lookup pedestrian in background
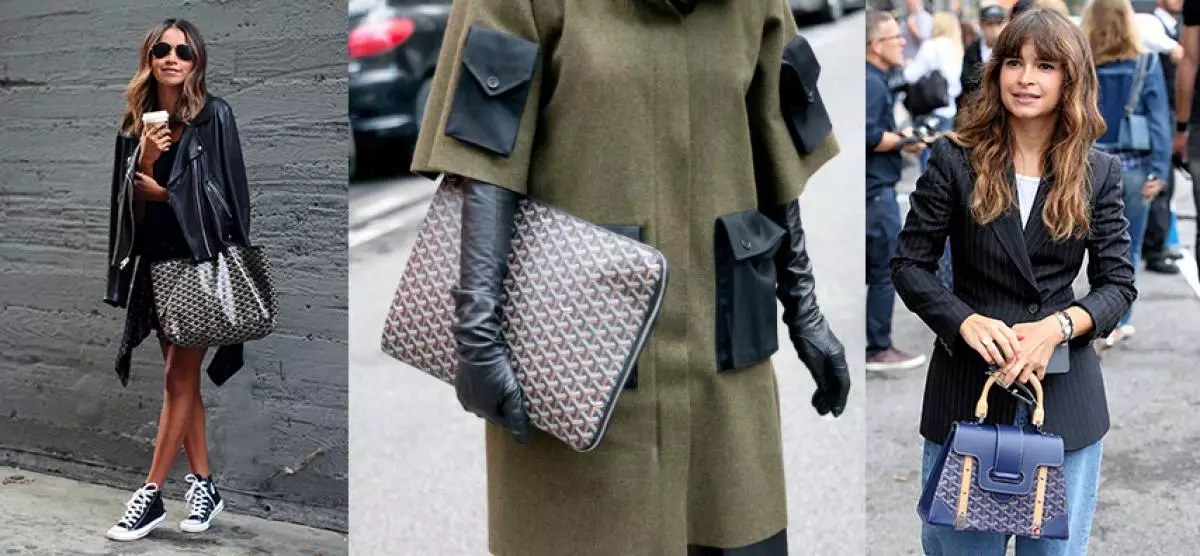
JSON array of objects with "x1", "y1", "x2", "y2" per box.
[
  {"x1": 407, "y1": 1, "x2": 851, "y2": 553},
  {"x1": 1083, "y1": 0, "x2": 1173, "y2": 346},
  {"x1": 104, "y1": 18, "x2": 252, "y2": 541},
  {"x1": 1171, "y1": 0, "x2": 1200, "y2": 277},
  {"x1": 904, "y1": 11, "x2": 964, "y2": 170},
  {"x1": 867, "y1": 10, "x2": 930, "y2": 372},
  {"x1": 1137, "y1": 0, "x2": 1187, "y2": 274},
  {"x1": 959, "y1": 4, "x2": 1009, "y2": 113},
  {"x1": 902, "y1": 0, "x2": 935, "y2": 62},
  {"x1": 893, "y1": 9, "x2": 1136, "y2": 554}
]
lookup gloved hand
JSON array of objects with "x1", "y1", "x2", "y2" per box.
[
  {"x1": 762, "y1": 199, "x2": 851, "y2": 417},
  {"x1": 451, "y1": 178, "x2": 529, "y2": 443}
]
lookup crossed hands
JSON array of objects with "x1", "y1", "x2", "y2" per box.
[{"x1": 958, "y1": 314, "x2": 1065, "y2": 386}]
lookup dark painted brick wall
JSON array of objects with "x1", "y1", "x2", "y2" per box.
[{"x1": 0, "y1": 1, "x2": 348, "y2": 531}]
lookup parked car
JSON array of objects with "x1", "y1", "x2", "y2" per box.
[
  {"x1": 348, "y1": 0, "x2": 452, "y2": 179},
  {"x1": 791, "y1": 0, "x2": 866, "y2": 23}
]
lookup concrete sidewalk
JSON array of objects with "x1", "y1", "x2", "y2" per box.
[{"x1": 0, "y1": 467, "x2": 348, "y2": 556}]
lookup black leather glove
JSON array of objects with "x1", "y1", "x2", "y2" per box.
[
  {"x1": 451, "y1": 178, "x2": 529, "y2": 443},
  {"x1": 763, "y1": 199, "x2": 851, "y2": 417}
]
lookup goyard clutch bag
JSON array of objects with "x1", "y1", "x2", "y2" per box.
[
  {"x1": 918, "y1": 374, "x2": 1068, "y2": 540},
  {"x1": 151, "y1": 245, "x2": 279, "y2": 348},
  {"x1": 380, "y1": 174, "x2": 668, "y2": 452}
]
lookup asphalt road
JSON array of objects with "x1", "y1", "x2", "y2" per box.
[
  {"x1": 867, "y1": 161, "x2": 1200, "y2": 555},
  {"x1": 348, "y1": 13, "x2": 867, "y2": 555}
]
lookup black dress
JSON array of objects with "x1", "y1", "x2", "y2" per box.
[
  {"x1": 137, "y1": 146, "x2": 190, "y2": 262},
  {"x1": 116, "y1": 146, "x2": 191, "y2": 377}
]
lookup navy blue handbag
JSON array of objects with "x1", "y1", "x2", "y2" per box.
[{"x1": 918, "y1": 374, "x2": 1069, "y2": 540}]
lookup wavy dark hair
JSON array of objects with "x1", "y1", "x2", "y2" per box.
[
  {"x1": 119, "y1": 19, "x2": 208, "y2": 134},
  {"x1": 951, "y1": 9, "x2": 1106, "y2": 241}
]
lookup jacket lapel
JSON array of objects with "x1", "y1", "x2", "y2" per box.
[
  {"x1": 1023, "y1": 174, "x2": 1052, "y2": 256},
  {"x1": 989, "y1": 166, "x2": 1040, "y2": 294}
]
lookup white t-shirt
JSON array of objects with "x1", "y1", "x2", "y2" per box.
[
  {"x1": 1136, "y1": 11, "x2": 1178, "y2": 55},
  {"x1": 1016, "y1": 173, "x2": 1041, "y2": 228},
  {"x1": 903, "y1": 36, "x2": 964, "y2": 118}
]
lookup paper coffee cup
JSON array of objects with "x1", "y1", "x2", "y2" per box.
[{"x1": 142, "y1": 111, "x2": 169, "y2": 126}]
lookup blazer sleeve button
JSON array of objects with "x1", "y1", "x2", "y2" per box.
[{"x1": 1027, "y1": 303, "x2": 1039, "y2": 315}]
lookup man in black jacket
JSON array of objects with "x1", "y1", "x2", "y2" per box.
[{"x1": 957, "y1": 4, "x2": 1008, "y2": 114}]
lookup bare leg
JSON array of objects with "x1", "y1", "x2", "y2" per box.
[
  {"x1": 145, "y1": 344, "x2": 207, "y2": 487},
  {"x1": 182, "y1": 377, "x2": 210, "y2": 478}
]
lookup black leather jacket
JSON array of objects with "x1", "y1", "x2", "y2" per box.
[{"x1": 105, "y1": 95, "x2": 252, "y2": 308}]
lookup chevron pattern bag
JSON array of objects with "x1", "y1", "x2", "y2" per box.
[
  {"x1": 151, "y1": 245, "x2": 278, "y2": 348},
  {"x1": 380, "y1": 174, "x2": 668, "y2": 452},
  {"x1": 918, "y1": 374, "x2": 1069, "y2": 540}
]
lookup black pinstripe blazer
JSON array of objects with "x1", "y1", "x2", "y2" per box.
[{"x1": 892, "y1": 138, "x2": 1137, "y2": 451}]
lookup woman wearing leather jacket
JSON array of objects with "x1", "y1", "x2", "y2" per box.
[
  {"x1": 410, "y1": 1, "x2": 850, "y2": 553},
  {"x1": 103, "y1": 19, "x2": 252, "y2": 541}
]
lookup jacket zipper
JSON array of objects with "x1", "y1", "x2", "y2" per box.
[
  {"x1": 207, "y1": 179, "x2": 233, "y2": 218},
  {"x1": 194, "y1": 157, "x2": 213, "y2": 258},
  {"x1": 115, "y1": 144, "x2": 141, "y2": 270}
]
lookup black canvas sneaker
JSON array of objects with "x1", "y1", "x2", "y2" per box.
[
  {"x1": 105, "y1": 483, "x2": 166, "y2": 541},
  {"x1": 179, "y1": 473, "x2": 224, "y2": 533}
]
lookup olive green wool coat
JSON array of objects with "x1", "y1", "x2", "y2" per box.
[{"x1": 411, "y1": 0, "x2": 839, "y2": 553}]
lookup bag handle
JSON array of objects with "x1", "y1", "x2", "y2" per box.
[
  {"x1": 1124, "y1": 54, "x2": 1151, "y2": 119},
  {"x1": 974, "y1": 374, "x2": 1045, "y2": 428}
]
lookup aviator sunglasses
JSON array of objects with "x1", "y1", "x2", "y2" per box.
[{"x1": 151, "y1": 42, "x2": 195, "y2": 61}]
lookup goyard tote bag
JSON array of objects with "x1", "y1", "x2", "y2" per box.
[
  {"x1": 918, "y1": 374, "x2": 1069, "y2": 540},
  {"x1": 380, "y1": 174, "x2": 668, "y2": 452},
  {"x1": 151, "y1": 245, "x2": 279, "y2": 348}
]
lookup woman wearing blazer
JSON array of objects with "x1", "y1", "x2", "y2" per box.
[
  {"x1": 104, "y1": 19, "x2": 253, "y2": 541},
  {"x1": 409, "y1": 0, "x2": 850, "y2": 553},
  {"x1": 892, "y1": 10, "x2": 1136, "y2": 555}
]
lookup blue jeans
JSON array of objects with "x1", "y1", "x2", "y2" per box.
[
  {"x1": 1119, "y1": 164, "x2": 1152, "y2": 327},
  {"x1": 866, "y1": 187, "x2": 901, "y2": 354},
  {"x1": 919, "y1": 403, "x2": 1104, "y2": 555}
]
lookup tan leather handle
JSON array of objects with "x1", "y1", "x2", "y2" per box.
[{"x1": 974, "y1": 374, "x2": 1045, "y2": 427}]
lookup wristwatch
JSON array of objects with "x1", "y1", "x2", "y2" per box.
[
  {"x1": 1177, "y1": 120, "x2": 1189, "y2": 134},
  {"x1": 1053, "y1": 311, "x2": 1073, "y2": 344}
]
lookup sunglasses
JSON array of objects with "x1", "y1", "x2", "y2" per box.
[{"x1": 151, "y1": 42, "x2": 195, "y2": 61}]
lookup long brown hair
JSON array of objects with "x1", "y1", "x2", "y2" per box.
[
  {"x1": 119, "y1": 19, "x2": 208, "y2": 135},
  {"x1": 1080, "y1": 0, "x2": 1142, "y2": 65},
  {"x1": 951, "y1": 9, "x2": 1105, "y2": 241}
]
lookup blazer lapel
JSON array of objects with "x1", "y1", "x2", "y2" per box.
[
  {"x1": 1023, "y1": 174, "x2": 1052, "y2": 256},
  {"x1": 989, "y1": 166, "x2": 1040, "y2": 293}
]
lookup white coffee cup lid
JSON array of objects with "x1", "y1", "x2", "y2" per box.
[{"x1": 142, "y1": 111, "x2": 169, "y2": 124}]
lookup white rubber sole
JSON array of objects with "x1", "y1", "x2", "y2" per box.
[
  {"x1": 179, "y1": 499, "x2": 224, "y2": 533},
  {"x1": 105, "y1": 513, "x2": 165, "y2": 541}
]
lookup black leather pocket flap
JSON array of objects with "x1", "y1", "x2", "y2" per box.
[
  {"x1": 716, "y1": 210, "x2": 786, "y2": 261},
  {"x1": 445, "y1": 26, "x2": 540, "y2": 157},
  {"x1": 460, "y1": 26, "x2": 539, "y2": 97},
  {"x1": 780, "y1": 35, "x2": 832, "y2": 155}
]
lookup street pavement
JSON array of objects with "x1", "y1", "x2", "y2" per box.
[
  {"x1": 0, "y1": 467, "x2": 347, "y2": 555},
  {"x1": 867, "y1": 159, "x2": 1200, "y2": 555},
  {"x1": 349, "y1": 13, "x2": 867, "y2": 555}
]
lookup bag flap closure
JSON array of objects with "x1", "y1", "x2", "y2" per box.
[
  {"x1": 951, "y1": 422, "x2": 1064, "y2": 496},
  {"x1": 461, "y1": 25, "x2": 540, "y2": 97},
  {"x1": 715, "y1": 210, "x2": 786, "y2": 261},
  {"x1": 781, "y1": 34, "x2": 821, "y2": 102}
]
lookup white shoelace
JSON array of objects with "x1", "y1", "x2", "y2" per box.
[
  {"x1": 119, "y1": 485, "x2": 156, "y2": 528},
  {"x1": 184, "y1": 474, "x2": 214, "y2": 519}
]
